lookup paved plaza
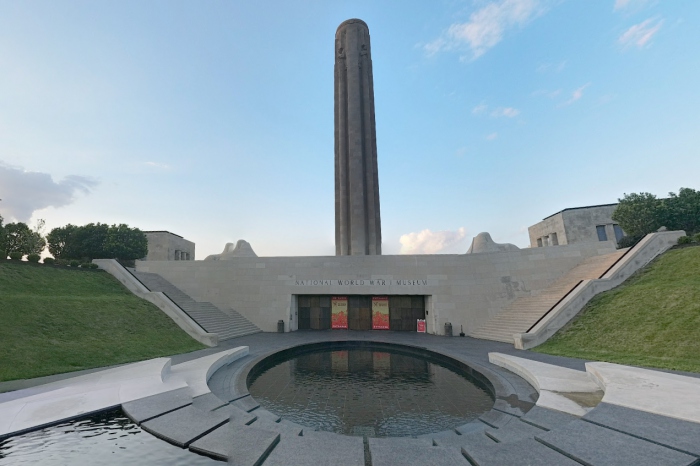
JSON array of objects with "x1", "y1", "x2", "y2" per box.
[{"x1": 2, "y1": 331, "x2": 700, "y2": 465}]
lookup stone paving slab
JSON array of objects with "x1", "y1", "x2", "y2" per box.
[
  {"x1": 417, "y1": 429, "x2": 461, "y2": 441},
  {"x1": 188, "y1": 424, "x2": 280, "y2": 464},
  {"x1": 191, "y1": 392, "x2": 227, "y2": 411},
  {"x1": 217, "y1": 404, "x2": 257, "y2": 425},
  {"x1": 455, "y1": 421, "x2": 487, "y2": 436},
  {"x1": 535, "y1": 419, "x2": 698, "y2": 466},
  {"x1": 583, "y1": 402, "x2": 700, "y2": 457},
  {"x1": 369, "y1": 438, "x2": 468, "y2": 466},
  {"x1": 478, "y1": 409, "x2": 517, "y2": 428},
  {"x1": 141, "y1": 404, "x2": 230, "y2": 448},
  {"x1": 485, "y1": 419, "x2": 547, "y2": 443},
  {"x1": 462, "y1": 438, "x2": 581, "y2": 466},
  {"x1": 250, "y1": 417, "x2": 303, "y2": 437},
  {"x1": 434, "y1": 430, "x2": 496, "y2": 449},
  {"x1": 492, "y1": 398, "x2": 527, "y2": 417},
  {"x1": 121, "y1": 387, "x2": 192, "y2": 424},
  {"x1": 519, "y1": 405, "x2": 578, "y2": 431},
  {"x1": 231, "y1": 395, "x2": 260, "y2": 412},
  {"x1": 253, "y1": 409, "x2": 281, "y2": 423},
  {"x1": 262, "y1": 435, "x2": 365, "y2": 466}
]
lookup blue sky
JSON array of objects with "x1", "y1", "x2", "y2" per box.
[{"x1": 1, "y1": 0, "x2": 698, "y2": 258}]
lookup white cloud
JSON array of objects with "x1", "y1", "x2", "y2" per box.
[
  {"x1": 472, "y1": 104, "x2": 488, "y2": 115},
  {"x1": 486, "y1": 132, "x2": 499, "y2": 140},
  {"x1": 491, "y1": 107, "x2": 520, "y2": 118},
  {"x1": 619, "y1": 18, "x2": 663, "y2": 48},
  {"x1": 145, "y1": 161, "x2": 171, "y2": 170},
  {"x1": 425, "y1": 0, "x2": 547, "y2": 59},
  {"x1": 399, "y1": 227, "x2": 467, "y2": 254},
  {"x1": 614, "y1": 0, "x2": 632, "y2": 10},
  {"x1": 563, "y1": 83, "x2": 591, "y2": 105},
  {"x1": 536, "y1": 61, "x2": 566, "y2": 73},
  {"x1": 0, "y1": 163, "x2": 97, "y2": 222}
]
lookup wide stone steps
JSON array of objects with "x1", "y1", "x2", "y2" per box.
[
  {"x1": 130, "y1": 270, "x2": 261, "y2": 341},
  {"x1": 123, "y1": 390, "x2": 700, "y2": 465},
  {"x1": 469, "y1": 250, "x2": 627, "y2": 343}
]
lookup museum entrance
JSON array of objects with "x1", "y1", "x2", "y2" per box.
[{"x1": 297, "y1": 295, "x2": 425, "y2": 331}]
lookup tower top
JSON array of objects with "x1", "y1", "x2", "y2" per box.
[{"x1": 336, "y1": 19, "x2": 369, "y2": 34}]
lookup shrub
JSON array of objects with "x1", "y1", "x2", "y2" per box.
[
  {"x1": 617, "y1": 235, "x2": 643, "y2": 249},
  {"x1": 43, "y1": 257, "x2": 56, "y2": 265},
  {"x1": 55, "y1": 259, "x2": 67, "y2": 266},
  {"x1": 693, "y1": 233, "x2": 700, "y2": 243},
  {"x1": 9, "y1": 252, "x2": 22, "y2": 260},
  {"x1": 88, "y1": 263, "x2": 99, "y2": 269},
  {"x1": 678, "y1": 236, "x2": 693, "y2": 245},
  {"x1": 27, "y1": 253, "x2": 40, "y2": 263},
  {"x1": 69, "y1": 260, "x2": 80, "y2": 267}
]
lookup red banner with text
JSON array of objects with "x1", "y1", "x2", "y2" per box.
[
  {"x1": 331, "y1": 296, "x2": 348, "y2": 329},
  {"x1": 372, "y1": 296, "x2": 390, "y2": 330}
]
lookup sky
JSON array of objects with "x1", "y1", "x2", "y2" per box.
[{"x1": 1, "y1": 0, "x2": 699, "y2": 258}]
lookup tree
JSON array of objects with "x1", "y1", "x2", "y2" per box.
[
  {"x1": 47, "y1": 222, "x2": 147, "y2": 261},
  {"x1": 0, "y1": 215, "x2": 6, "y2": 258},
  {"x1": 47, "y1": 224, "x2": 79, "y2": 259},
  {"x1": 104, "y1": 224, "x2": 148, "y2": 261},
  {"x1": 69, "y1": 223, "x2": 110, "y2": 261},
  {"x1": 612, "y1": 192, "x2": 665, "y2": 238},
  {"x1": 664, "y1": 187, "x2": 700, "y2": 235},
  {"x1": 3, "y1": 222, "x2": 45, "y2": 258}
]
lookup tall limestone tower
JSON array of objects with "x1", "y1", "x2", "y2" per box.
[{"x1": 334, "y1": 19, "x2": 382, "y2": 256}]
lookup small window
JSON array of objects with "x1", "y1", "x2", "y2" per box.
[
  {"x1": 551, "y1": 232, "x2": 559, "y2": 246},
  {"x1": 613, "y1": 224, "x2": 624, "y2": 243},
  {"x1": 537, "y1": 238, "x2": 543, "y2": 247},
  {"x1": 596, "y1": 225, "x2": 608, "y2": 241}
]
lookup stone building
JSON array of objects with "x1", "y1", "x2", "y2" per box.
[
  {"x1": 528, "y1": 204, "x2": 625, "y2": 248},
  {"x1": 143, "y1": 231, "x2": 195, "y2": 261}
]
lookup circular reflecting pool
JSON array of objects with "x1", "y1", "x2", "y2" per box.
[{"x1": 248, "y1": 345, "x2": 493, "y2": 437}]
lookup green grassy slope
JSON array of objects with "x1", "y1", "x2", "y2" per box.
[
  {"x1": 0, "y1": 261, "x2": 204, "y2": 382},
  {"x1": 534, "y1": 246, "x2": 700, "y2": 373}
]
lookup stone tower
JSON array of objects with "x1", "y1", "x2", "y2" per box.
[{"x1": 334, "y1": 19, "x2": 382, "y2": 256}]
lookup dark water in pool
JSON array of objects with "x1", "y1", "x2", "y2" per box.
[
  {"x1": 248, "y1": 348, "x2": 493, "y2": 437},
  {"x1": 0, "y1": 409, "x2": 218, "y2": 465}
]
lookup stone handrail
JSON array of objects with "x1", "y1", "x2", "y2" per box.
[
  {"x1": 93, "y1": 259, "x2": 218, "y2": 347},
  {"x1": 514, "y1": 230, "x2": 685, "y2": 350}
]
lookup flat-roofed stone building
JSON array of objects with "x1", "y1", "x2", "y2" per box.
[
  {"x1": 528, "y1": 204, "x2": 625, "y2": 248},
  {"x1": 144, "y1": 231, "x2": 195, "y2": 261}
]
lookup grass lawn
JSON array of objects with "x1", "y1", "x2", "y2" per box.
[
  {"x1": 0, "y1": 261, "x2": 204, "y2": 382},
  {"x1": 533, "y1": 246, "x2": 700, "y2": 373}
]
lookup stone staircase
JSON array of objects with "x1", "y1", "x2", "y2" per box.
[
  {"x1": 130, "y1": 270, "x2": 261, "y2": 340},
  {"x1": 469, "y1": 249, "x2": 628, "y2": 343}
]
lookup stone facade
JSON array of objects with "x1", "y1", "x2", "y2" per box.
[
  {"x1": 334, "y1": 19, "x2": 382, "y2": 256},
  {"x1": 144, "y1": 231, "x2": 195, "y2": 261},
  {"x1": 528, "y1": 204, "x2": 625, "y2": 248},
  {"x1": 136, "y1": 240, "x2": 616, "y2": 335}
]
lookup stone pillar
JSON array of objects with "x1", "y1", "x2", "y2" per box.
[{"x1": 335, "y1": 19, "x2": 382, "y2": 256}]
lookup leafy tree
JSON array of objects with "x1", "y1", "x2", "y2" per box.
[
  {"x1": 47, "y1": 222, "x2": 147, "y2": 261},
  {"x1": 47, "y1": 224, "x2": 79, "y2": 259},
  {"x1": 612, "y1": 192, "x2": 665, "y2": 238},
  {"x1": 3, "y1": 222, "x2": 45, "y2": 258},
  {"x1": 104, "y1": 224, "x2": 148, "y2": 261},
  {"x1": 664, "y1": 187, "x2": 700, "y2": 235},
  {"x1": 70, "y1": 223, "x2": 110, "y2": 261},
  {"x1": 0, "y1": 215, "x2": 6, "y2": 259}
]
